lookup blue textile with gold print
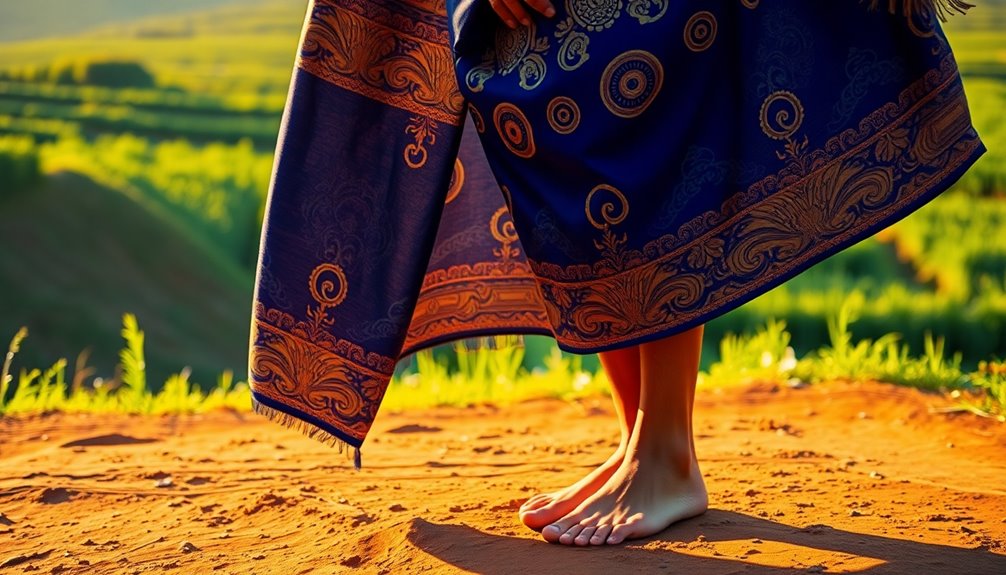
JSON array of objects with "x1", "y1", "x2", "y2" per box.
[{"x1": 248, "y1": 0, "x2": 985, "y2": 462}]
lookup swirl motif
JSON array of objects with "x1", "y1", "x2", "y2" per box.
[
  {"x1": 740, "y1": 0, "x2": 759, "y2": 8},
  {"x1": 465, "y1": 63, "x2": 495, "y2": 93},
  {"x1": 490, "y1": 206, "x2": 520, "y2": 244},
  {"x1": 547, "y1": 96, "x2": 581, "y2": 134},
  {"x1": 683, "y1": 11, "x2": 717, "y2": 52},
  {"x1": 600, "y1": 50, "x2": 663, "y2": 118},
  {"x1": 626, "y1": 0, "x2": 668, "y2": 24},
  {"x1": 493, "y1": 103, "x2": 536, "y2": 158},
  {"x1": 585, "y1": 184, "x2": 629, "y2": 230},
  {"x1": 558, "y1": 30, "x2": 591, "y2": 71},
  {"x1": 446, "y1": 158, "x2": 464, "y2": 204},
  {"x1": 496, "y1": 23, "x2": 533, "y2": 75},
  {"x1": 519, "y1": 54, "x2": 547, "y2": 90},
  {"x1": 309, "y1": 263, "x2": 348, "y2": 310},
  {"x1": 490, "y1": 205, "x2": 521, "y2": 262},
  {"x1": 567, "y1": 0, "x2": 623, "y2": 31},
  {"x1": 759, "y1": 90, "x2": 805, "y2": 140}
]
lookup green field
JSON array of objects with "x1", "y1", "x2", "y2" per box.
[{"x1": 0, "y1": 0, "x2": 1003, "y2": 402}]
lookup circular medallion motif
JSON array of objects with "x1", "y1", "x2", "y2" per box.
[
  {"x1": 547, "y1": 96, "x2": 581, "y2": 135},
  {"x1": 495, "y1": 23, "x2": 533, "y2": 75},
  {"x1": 740, "y1": 0, "x2": 759, "y2": 9},
  {"x1": 446, "y1": 158, "x2": 464, "y2": 204},
  {"x1": 600, "y1": 50, "x2": 663, "y2": 119},
  {"x1": 309, "y1": 263, "x2": 348, "y2": 309},
  {"x1": 469, "y1": 103, "x2": 486, "y2": 133},
  {"x1": 567, "y1": 0, "x2": 622, "y2": 32},
  {"x1": 683, "y1": 11, "x2": 717, "y2": 52},
  {"x1": 493, "y1": 103, "x2": 536, "y2": 158},
  {"x1": 759, "y1": 90, "x2": 804, "y2": 140}
]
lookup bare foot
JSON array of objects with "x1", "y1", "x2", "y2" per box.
[
  {"x1": 518, "y1": 445, "x2": 625, "y2": 531},
  {"x1": 539, "y1": 450, "x2": 708, "y2": 546}
]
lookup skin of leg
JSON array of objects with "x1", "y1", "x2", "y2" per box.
[
  {"x1": 541, "y1": 324, "x2": 708, "y2": 546},
  {"x1": 518, "y1": 345, "x2": 641, "y2": 530}
]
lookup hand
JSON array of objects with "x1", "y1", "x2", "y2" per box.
[{"x1": 489, "y1": 0, "x2": 556, "y2": 29}]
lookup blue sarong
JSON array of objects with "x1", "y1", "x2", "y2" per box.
[{"x1": 248, "y1": 0, "x2": 985, "y2": 462}]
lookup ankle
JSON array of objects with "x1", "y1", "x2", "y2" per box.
[{"x1": 630, "y1": 436, "x2": 698, "y2": 479}]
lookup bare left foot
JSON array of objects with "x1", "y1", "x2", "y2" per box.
[
  {"x1": 518, "y1": 444, "x2": 625, "y2": 531},
  {"x1": 539, "y1": 449, "x2": 708, "y2": 546}
]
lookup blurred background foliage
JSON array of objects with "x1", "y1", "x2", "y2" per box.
[{"x1": 0, "y1": 0, "x2": 1003, "y2": 395}]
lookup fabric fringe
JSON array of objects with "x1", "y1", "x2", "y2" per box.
[
  {"x1": 452, "y1": 333, "x2": 525, "y2": 353},
  {"x1": 251, "y1": 397, "x2": 362, "y2": 470},
  {"x1": 863, "y1": 0, "x2": 975, "y2": 21}
]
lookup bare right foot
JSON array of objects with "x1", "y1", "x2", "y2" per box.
[{"x1": 518, "y1": 444, "x2": 625, "y2": 531}]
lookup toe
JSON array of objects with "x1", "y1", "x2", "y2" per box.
[
  {"x1": 590, "y1": 525, "x2": 613, "y2": 546},
  {"x1": 519, "y1": 493, "x2": 552, "y2": 512},
  {"x1": 574, "y1": 526, "x2": 596, "y2": 546},
  {"x1": 559, "y1": 524, "x2": 585, "y2": 546},
  {"x1": 606, "y1": 522, "x2": 637, "y2": 545},
  {"x1": 541, "y1": 516, "x2": 577, "y2": 544}
]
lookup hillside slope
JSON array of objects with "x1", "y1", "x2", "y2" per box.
[
  {"x1": 0, "y1": 172, "x2": 253, "y2": 388},
  {"x1": 0, "y1": 0, "x2": 242, "y2": 42}
]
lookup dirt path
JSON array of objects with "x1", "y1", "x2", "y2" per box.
[{"x1": 1, "y1": 380, "x2": 1005, "y2": 574}]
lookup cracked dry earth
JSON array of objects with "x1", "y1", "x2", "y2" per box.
[{"x1": 1, "y1": 379, "x2": 1005, "y2": 574}]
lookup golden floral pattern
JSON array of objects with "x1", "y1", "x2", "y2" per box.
[
  {"x1": 250, "y1": 303, "x2": 396, "y2": 443},
  {"x1": 298, "y1": 0, "x2": 463, "y2": 125},
  {"x1": 404, "y1": 115, "x2": 438, "y2": 168},
  {"x1": 521, "y1": 54, "x2": 981, "y2": 350}
]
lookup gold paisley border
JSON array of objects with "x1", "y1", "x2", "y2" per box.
[
  {"x1": 529, "y1": 60, "x2": 980, "y2": 349},
  {"x1": 403, "y1": 261, "x2": 551, "y2": 353},
  {"x1": 298, "y1": 0, "x2": 464, "y2": 125}
]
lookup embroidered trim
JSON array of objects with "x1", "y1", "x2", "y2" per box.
[
  {"x1": 526, "y1": 54, "x2": 981, "y2": 349},
  {"x1": 298, "y1": 0, "x2": 464, "y2": 125}
]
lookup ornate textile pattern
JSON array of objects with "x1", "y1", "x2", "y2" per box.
[
  {"x1": 298, "y1": 0, "x2": 464, "y2": 124},
  {"x1": 251, "y1": 0, "x2": 985, "y2": 459},
  {"x1": 251, "y1": 303, "x2": 395, "y2": 443},
  {"x1": 530, "y1": 54, "x2": 981, "y2": 349}
]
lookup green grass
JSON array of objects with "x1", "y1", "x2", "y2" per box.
[
  {"x1": 41, "y1": 134, "x2": 273, "y2": 268},
  {"x1": 0, "y1": 171, "x2": 252, "y2": 387},
  {"x1": 0, "y1": 1, "x2": 306, "y2": 99},
  {"x1": 2, "y1": 298, "x2": 1003, "y2": 421},
  {"x1": 0, "y1": 0, "x2": 1003, "y2": 404}
]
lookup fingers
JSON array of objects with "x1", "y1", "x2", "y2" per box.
[
  {"x1": 489, "y1": 0, "x2": 557, "y2": 29},
  {"x1": 501, "y1": 0, "x2": 533, "y2": 27},
  {"x1": 523, "y1": 0, "x2": 557, "y2": 18},
  {"x1": 488, "y1": 0, "x2": 519, "y2": 29}
]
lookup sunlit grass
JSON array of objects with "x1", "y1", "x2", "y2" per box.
[{"x1": 1, "y1": 299, "x2": 1003, "y2": 421}]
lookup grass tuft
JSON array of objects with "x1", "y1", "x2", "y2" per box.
[{"x1": 0, "y1": 300, "x2": 1003, "y2": 420}]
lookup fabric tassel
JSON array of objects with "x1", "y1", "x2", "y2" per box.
[
  {"x1": 251, "y1": 397, "x2": 362, "y2": 470},
  {"x1": 863, "y1": 0, "x2": 976, "y2": 21}
]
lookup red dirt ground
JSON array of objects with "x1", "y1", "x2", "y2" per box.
[{"x1": 1, "y1": 380, "x2": 1005, "y2": 574}]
